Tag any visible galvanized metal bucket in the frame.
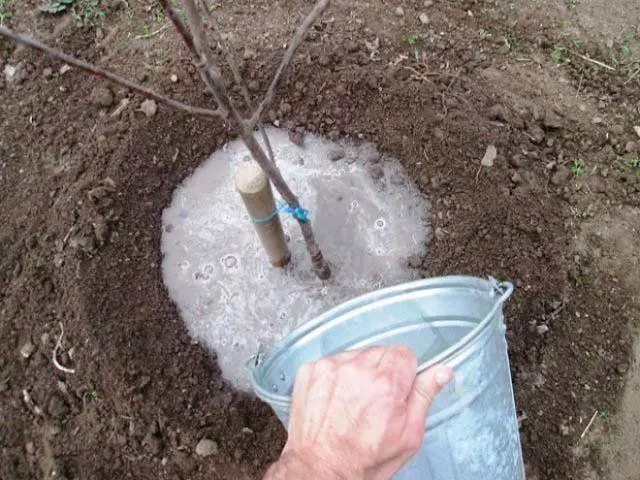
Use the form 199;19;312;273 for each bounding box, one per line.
248;276;524;480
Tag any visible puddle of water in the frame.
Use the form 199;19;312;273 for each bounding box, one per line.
161;128;430;389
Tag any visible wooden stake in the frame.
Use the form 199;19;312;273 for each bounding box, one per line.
236;162;291;267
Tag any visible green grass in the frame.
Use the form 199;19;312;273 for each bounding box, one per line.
407;33;429;62
616;155;640;176
40;0;106;27
571;159;586;176
598;410;613;420
551;44;568;63
0;0;13;26
72;0;106;27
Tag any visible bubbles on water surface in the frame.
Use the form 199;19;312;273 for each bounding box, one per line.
161;127;430;389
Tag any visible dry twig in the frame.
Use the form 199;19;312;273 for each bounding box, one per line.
52;322;76;375
198;1;275;163
22;389;45;416
625;67;640;85
0;26;225;119
580;410;599;439
2;0;333;279
568;50;616;72
134;24;170;40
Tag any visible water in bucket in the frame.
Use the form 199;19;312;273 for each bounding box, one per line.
248;276;525;480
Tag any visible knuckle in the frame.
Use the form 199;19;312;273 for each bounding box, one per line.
390;345;416;367
375;373;395;396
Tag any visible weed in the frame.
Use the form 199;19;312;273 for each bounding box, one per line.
40;0;106;27
0;0;12;26
598;410;613;420
40;0;73;15
478;28;492;40
616;155;640;175
139;23;151;37
571;160;586;176
551;44;568;63
570;205;594;219
72;0;106;28
621;32;634;57
152;4;165;23
407;33;429;62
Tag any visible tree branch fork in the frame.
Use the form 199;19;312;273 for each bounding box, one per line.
0;0;332;279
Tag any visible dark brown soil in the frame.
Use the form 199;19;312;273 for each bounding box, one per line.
2;1;639;479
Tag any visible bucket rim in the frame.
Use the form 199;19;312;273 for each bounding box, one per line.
248;275;514;406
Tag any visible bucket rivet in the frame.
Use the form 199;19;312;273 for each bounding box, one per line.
272;384;279;392
279;372;286;381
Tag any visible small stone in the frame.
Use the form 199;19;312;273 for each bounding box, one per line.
634;126;640;139
624;141;636;153
434;227;446;240
4;64;17;82
551;165;571;186
20;342;36;359
559;424;570;436
42;68;54;79
543;111;563;129
343;40;359;53
528;125;545;144
170;74;179;83
53;253;65;268
488;104;507;122
433;127;445;140
611;124;625;136
617;362;629;374
536;325;549;335
89;86;114;108
243;48;257;60
328;148;345;161
394;6;405;17
592;117;604;124
196;438;219;457
424;0;434;6
140;99;158;117
419;13;430;25
25;442;35;455
481;144;497;167
509;154;526;168
408;254;422;268
511;172;523;184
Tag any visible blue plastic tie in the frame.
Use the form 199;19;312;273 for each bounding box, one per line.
251;202;310;223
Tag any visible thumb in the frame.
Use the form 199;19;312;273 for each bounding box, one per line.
406;365;453;427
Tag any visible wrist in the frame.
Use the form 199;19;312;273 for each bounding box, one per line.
266;448;360;480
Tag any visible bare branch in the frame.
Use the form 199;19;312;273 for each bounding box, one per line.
182;0;331;279
160;0;228;117
248;0;330;130
0;26;225;119
199;1;275;163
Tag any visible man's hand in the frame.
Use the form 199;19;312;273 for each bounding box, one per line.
264;345;453;480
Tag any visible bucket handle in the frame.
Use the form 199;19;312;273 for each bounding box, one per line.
416;277;514;374
247;278;515;374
